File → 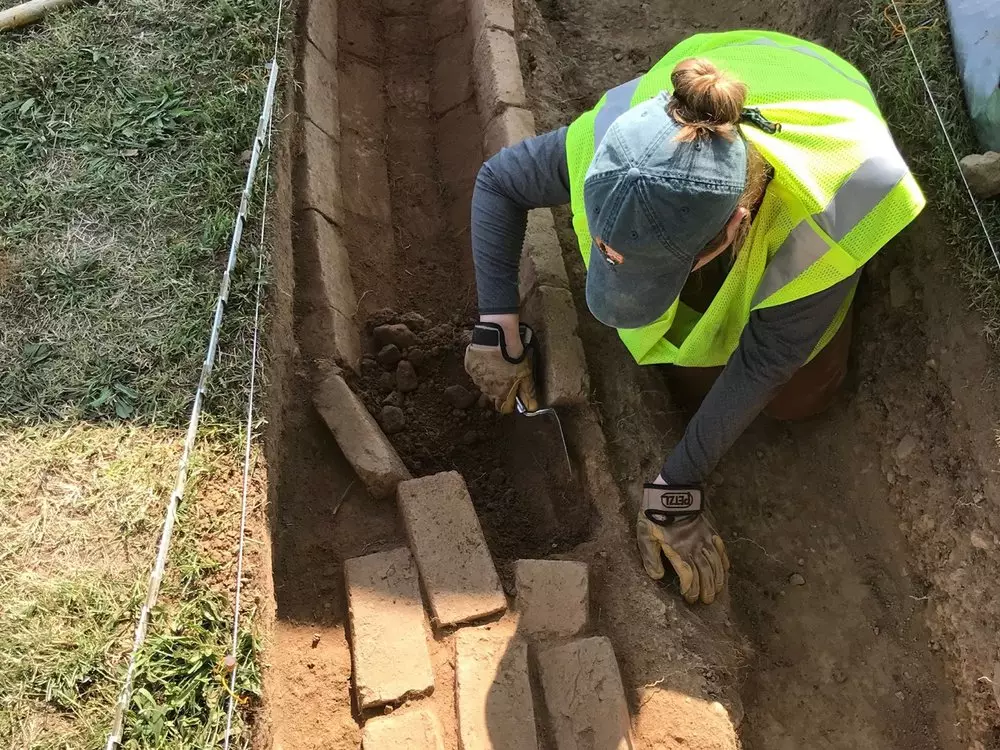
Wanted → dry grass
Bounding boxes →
[0,0,282,745]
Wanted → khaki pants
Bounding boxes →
[664,310,853,421]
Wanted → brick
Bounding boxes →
[305,0,337,62]
[383,0,423,15]
[314,374,411,500]
[340,1,380,62]
[345,547,434,709]
[299,118,344,226]
[301,40,340,141]
[518,208,568,296]
[483,105,535,158]
[384,15,427,60]
[535,637,633,750]
[397,471,506,627]
[514,560,588,638]
[473,29,527,122]
[342,129,392,222]
[521,285,589,406]
[432,31,472,115]
[362,708,445,750]
[386,66,431,110]
[339,58,385,135]
[469,0,515,38]
[456,624,537,750]
[429,0,465,42]
[298,210,361,368]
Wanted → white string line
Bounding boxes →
[222,3,284,745]
[888,0,999,269]
[104,57,281,750]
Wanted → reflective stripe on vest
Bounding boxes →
[752,150,909,305]
[593,77,641,147]
[738,38,873,94]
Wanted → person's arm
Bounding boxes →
[658,271,861,485]
[472,127,571,356]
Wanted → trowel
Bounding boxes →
[515,395,573,479]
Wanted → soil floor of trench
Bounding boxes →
[256,0,1000,747]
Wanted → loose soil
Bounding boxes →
[259,0,1000,747]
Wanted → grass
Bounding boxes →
[847,0,1000,339]
[0,0,283,746]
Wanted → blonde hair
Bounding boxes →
[669,57,773,256]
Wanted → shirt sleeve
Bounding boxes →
[659,271,860,485]
[472,127,571,314]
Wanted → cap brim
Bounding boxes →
[585,248,686,330]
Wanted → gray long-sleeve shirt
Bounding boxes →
[472,128,856,485]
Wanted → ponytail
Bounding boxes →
[668,58,747,142]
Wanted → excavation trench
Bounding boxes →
[260,0,998,746]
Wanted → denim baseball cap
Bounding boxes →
[584,91,748,329]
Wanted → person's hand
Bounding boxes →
[635,483,730,604]
[464,321,539,415]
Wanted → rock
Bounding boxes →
[444,384,476,409]
[383,390,404,408]
[397,361,419,392]
[889,267,912,308]
[380,405,406,434]
[895,434,918,461]
[398,311,430,331]
[377,343,403,368]
[377,371,396,392]
[970,529,993,550]
[959,151,1000,199]
[361,357,379,377]
[613,51,623,61]
[408,348,428,367]
[374,323,418,349]
[789,573,806,586]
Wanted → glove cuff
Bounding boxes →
[471,322,535,364]
[642,483,703,526]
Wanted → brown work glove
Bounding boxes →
[464,322,539,415]
[636,484,730,604]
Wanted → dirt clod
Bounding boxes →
[896,434,918,461]
[377,372,396,392]
[374,323,419,349]
[377,343,403,368]
[383,390,404,408]
[380,405,406,434]
[396,360,419,392]
[789,573,806,586]
[444,384,477,409]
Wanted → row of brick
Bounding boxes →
[345,471,633,749]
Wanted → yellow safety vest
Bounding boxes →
[565,30,925,366]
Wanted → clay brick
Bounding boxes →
[305,0,337,62]
[514,559,588,638]
[469,0,515,38]
[429,0,465,42]
[340,1,380,62]
[432,31,472,115]
[473,28,527,122]
[521,285,589,406]
[362,708,445,750]
[299,118,344,226]
[299,209,361,368]
[535,637,633,750]
[340,57,385,135]
[518,208,568,296]
[397,472,506,627]
[382,0,423,15]
[301,40,340,142]
[483,105,535,158]
[342,129,392,222]
[456,624,538,750]
[384,15,427,60]
[314,374,411,500]
[345,547,434,709]
[386,66,431,110]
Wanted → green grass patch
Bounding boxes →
[0,0,279,424]
[848,0,1000,338]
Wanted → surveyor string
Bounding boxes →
[887,0,999,268]
[104,50,280,750]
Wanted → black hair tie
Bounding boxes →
[740,107,782,134]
